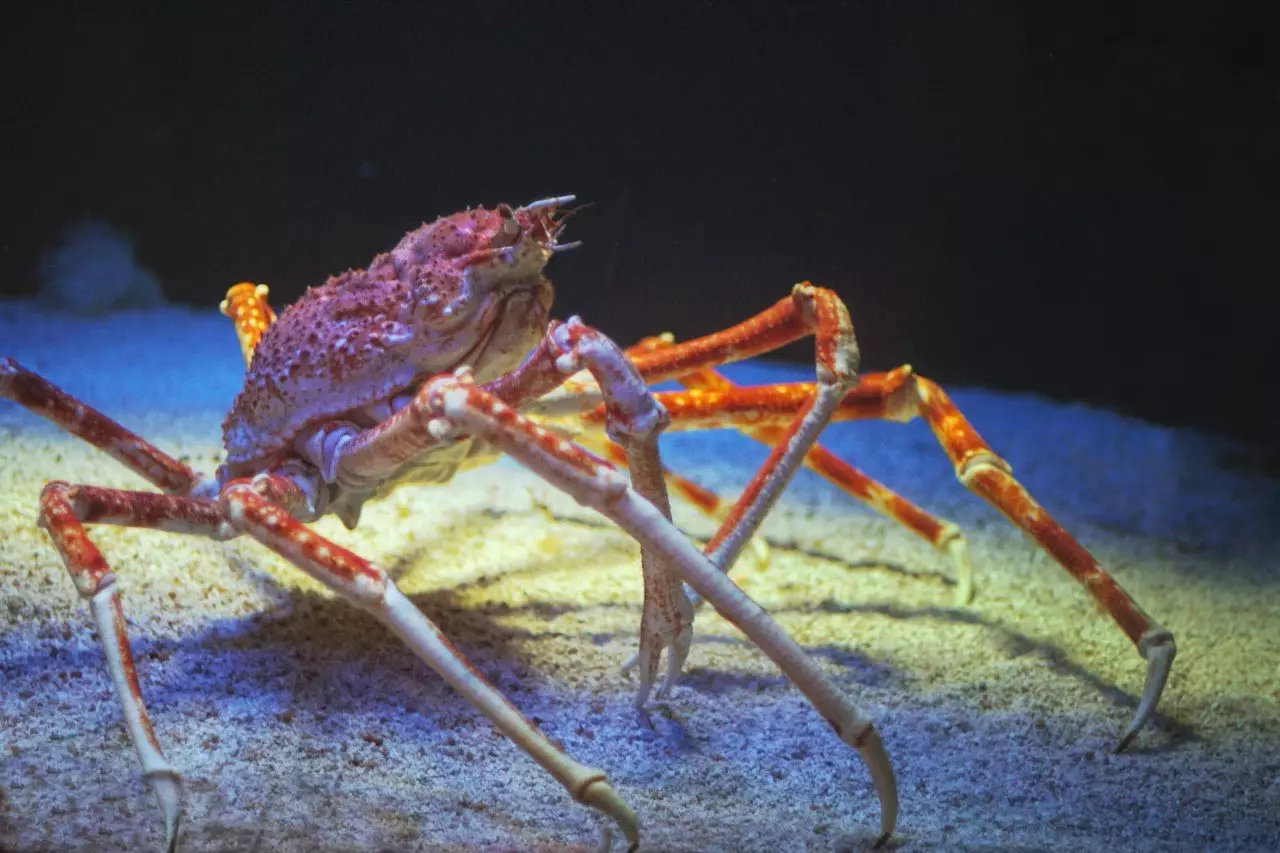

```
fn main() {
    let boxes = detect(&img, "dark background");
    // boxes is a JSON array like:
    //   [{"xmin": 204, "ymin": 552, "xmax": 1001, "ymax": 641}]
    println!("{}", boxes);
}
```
[{"xmin": 2, "ymin": 2, "xmax": 1277, "ymax": 442}]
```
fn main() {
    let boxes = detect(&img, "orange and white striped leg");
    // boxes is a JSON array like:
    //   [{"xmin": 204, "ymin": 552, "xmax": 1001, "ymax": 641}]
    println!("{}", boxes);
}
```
[
  {"xmin": 621, "ymin": 365, "xmax": 1174, "ymax": 750},
  {"xmin": 546, "ymin": 285, "xmax": 862, "ymax": 580},
  {"xmin": 37, "ymin": 483, "xmax": 239, "ymax": 852},
  {"xmin": 609, "ymin": 294, "xmax": 864, "ymax": 691},
  {"xmin": 902, "ymin": 372, "xmax": 1176, "ymax": 751},
  {"xmin": 626, "ymin": 335, "xmax": 973, "ymax": 604},
  {"xmin": 422, "ymin": 369, "xmax": 899, "ymax": 847},
  {"xmin": 217, "ymin": 481, "xmax": 640, "ymax": 851},
  {"xmin": 816, "ymin": 367, "xmax": 1172, "ymax": 749},
  {"xmin": 219, "ymin": 282, "xmax": 276, "ymax": 366}
]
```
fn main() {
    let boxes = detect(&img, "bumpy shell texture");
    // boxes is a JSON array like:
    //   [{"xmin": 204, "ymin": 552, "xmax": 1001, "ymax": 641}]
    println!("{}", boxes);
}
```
[{"xmin": 220, "ymin": 199, "xmax": 568, "ymax": 475}]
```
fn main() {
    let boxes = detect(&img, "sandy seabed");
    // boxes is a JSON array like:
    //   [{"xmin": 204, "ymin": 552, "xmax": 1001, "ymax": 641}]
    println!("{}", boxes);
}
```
[{"xmin": 1, "ymin": 301, "xmax": 1277, "ymax": 852}]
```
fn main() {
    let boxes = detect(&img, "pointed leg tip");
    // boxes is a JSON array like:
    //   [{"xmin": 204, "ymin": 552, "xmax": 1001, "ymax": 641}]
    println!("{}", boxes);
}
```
[
  {"xmin": 853, "ymin": 725, "xmax": 899, "ymax": 850},
  {"xmin": 872, "ymin": 830, "xmax": 892, "ymax": 849},
  {"xmin": 1116, "ymin": 631, "xmax": 1176, "ymax": 753},
  {"xmin": 1113, "ymin": 729, "xmax": 1137, "ymax": 754},
  {"xmin": 164, "ymin": 807, "xmax": 182, "ymax": 853},
  {"xmin": 146, "ymin": 767, "xmax": 183, "ymax": 853},
  {"xmin": 632, "ymin": 680, "xmax": 654, "ymax": 709},
  {"xmin": 628, "ymin": 641, "xmax": 664, "ymax": 708},
  {"xmin": 654, "ymin": 630, "xmax": 690, "ymax": 701},
  {"xmin": 580, "ymin": 779, "xmax": 640, "ymax": 853}
]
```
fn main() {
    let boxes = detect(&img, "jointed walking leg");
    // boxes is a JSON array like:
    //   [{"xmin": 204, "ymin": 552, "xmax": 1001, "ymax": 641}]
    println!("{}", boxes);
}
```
[
  {"xmin": 621, "ymin": 334, "xmax": 975, "ymax": 604},
  {"xmin": 218, "ymin": 480, "xmax": 640, "ymax": 848},
  {"xmin": 290, "ymin": 305, "xmax": 897, "ymax": 843},
  {"xmin": 899, "ymin": 370, "xmax": 1175, "ymax": 750},
  {"xmin": 34, "ymin": 472, "xmax": 640, "ymax": 851},
  {"xmin": 1, "ymin": 359, "xmax": 207, "ymax": 495},
  {"xmin": 421, "ymin": 368, "xmax": 899, "ymax": 845},
  {"xmin": 37, "ymin": 483, "xmax": 238, "ymax": 852},
  {"xmin": 531, "ymin": 283, "xmax": 864, "ymax": 585},
  {"xmin": 595, "ymin": 364, "xmax": 1174, "ymax": 750}
]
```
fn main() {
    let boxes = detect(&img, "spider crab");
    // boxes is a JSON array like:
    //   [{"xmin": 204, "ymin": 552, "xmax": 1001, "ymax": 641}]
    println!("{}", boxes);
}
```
[{"xmin": 0, "ymin": 195, "xmax": 1174, "ymax": 851}]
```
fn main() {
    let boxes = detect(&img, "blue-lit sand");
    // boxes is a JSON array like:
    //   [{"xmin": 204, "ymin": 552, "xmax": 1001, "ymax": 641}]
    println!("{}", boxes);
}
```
[{"xmin": 1, "ymin": 300, "xmax": 1277, "ymax": 851}]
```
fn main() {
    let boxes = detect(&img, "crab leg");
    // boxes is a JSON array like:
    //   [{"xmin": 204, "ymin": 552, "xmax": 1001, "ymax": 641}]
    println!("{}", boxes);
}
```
[
  {"xmin": 624, "ymin": 335, "xmax": 974, "ymax": 604},
  {"xmin": 422, "ymin": 369, "xmax": 899, "ymax": 846},
  {"xmin": 36, "ymin": 482, "xmax": 239, "ymax": 852},
  {"xmin": 624, "ymin": 282, "xmax": 854, "ymax": 384},
  {"xmin": 536, "ymin": 288, "xmax": 891, "ymax": 688},
  {"xmin": 219, "ymin": 282, "xmax": 277, "ymax": 366},
  {"xmin": 217, "ymin": 480, "xmax": 640, "ymax": 850},
  {"xmin": 890, "ymin": 369, "xmax": 1176, "ymax": 751},
  {"xmin": 554, "ymin": 320, "xmax": 696, "ymax": 705},
  {"xmin": 1, "ymin": 359, "xmax": 205, "ymax": 495},
  {"xmin": 36, "ymin": 473, "xmax": 640, "ymax": 851},
  {"xmin": 531, "ymin": 283, "xmax": 861, "ymax": 580},
  {"xmin": 593, "ymin": 364, "xmax": 1173, "ymax": 750}
]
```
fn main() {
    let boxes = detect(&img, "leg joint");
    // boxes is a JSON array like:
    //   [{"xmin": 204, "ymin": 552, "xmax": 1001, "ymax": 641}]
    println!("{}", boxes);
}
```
[
  {"xmin": 1138, "ymin": 628, "xmax": 1176, "ymax": 659},
  {"xmin": 956, "ymin": 451, "xmax": 1013, "ymax": 484}
]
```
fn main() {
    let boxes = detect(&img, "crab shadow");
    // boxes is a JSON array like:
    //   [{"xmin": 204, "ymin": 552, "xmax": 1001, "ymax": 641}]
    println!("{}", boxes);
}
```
[{"xmin": 3, "ymin": 506, "xmax": 1194, "ymax": 750}]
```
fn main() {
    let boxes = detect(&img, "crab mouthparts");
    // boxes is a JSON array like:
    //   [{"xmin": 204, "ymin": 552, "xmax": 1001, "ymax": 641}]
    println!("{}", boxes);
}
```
[
  {"xmin": 519, "ymin": 194, "xmax": 586, "ymax": 253},
  {"xmin": 456, "ymin": 280, "xmax": 550, "ymax": 377}
]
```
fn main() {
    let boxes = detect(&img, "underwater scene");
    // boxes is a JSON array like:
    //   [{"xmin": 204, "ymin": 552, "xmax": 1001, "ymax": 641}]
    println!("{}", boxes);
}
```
[{"xmin": 2, "ymin": 4, "xmax": 1277, "ymax": 853}]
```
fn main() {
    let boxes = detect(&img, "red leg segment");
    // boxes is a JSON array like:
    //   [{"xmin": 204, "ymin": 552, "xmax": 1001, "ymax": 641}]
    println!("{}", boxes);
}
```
[
  {"xmin": 1, "ymin": 358, "xmax": 205, "ymax": 495},
  {"xmin": 578, "ymin": 363, "xmax": 1172, "ymax": 749},
  {"xmin": 624, "ymin": 336, "xmax": 975, "ymax": 603},
  {"xmin": 625, "ymin": 282, "xmax": 857, "ymax": 384},
  {"xmin": 36, "ymin": 472, "xmax": 641, "ymax": 851},
  {"xmin": 907, "ymin": 375, "xmax": 1175, "ymax": 750},
  {"xmin": 37, "ymin": 483, "xmax": 237, "ymax": 852}
]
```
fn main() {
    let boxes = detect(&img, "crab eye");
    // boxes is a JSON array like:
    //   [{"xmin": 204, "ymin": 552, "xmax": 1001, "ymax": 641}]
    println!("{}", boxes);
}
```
[{"xmin": 496, "ymin": 203, "xmax": 520, "ymax": 238}]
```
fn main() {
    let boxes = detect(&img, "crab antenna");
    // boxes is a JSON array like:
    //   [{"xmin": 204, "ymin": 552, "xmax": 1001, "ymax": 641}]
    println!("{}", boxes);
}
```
[
  {"xmin": 563, "ymin": 200, "xmax": 596, "ymax": 216},
  {"xmin": 554, "ymin": 200, "xmax": 595, "ymax": 226}
]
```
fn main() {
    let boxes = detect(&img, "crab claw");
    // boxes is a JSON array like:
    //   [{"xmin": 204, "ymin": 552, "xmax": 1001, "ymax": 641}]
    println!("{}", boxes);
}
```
[{"xmin": 1116, "ymin": 628, "xmax": 1176, "ymax": 752}]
